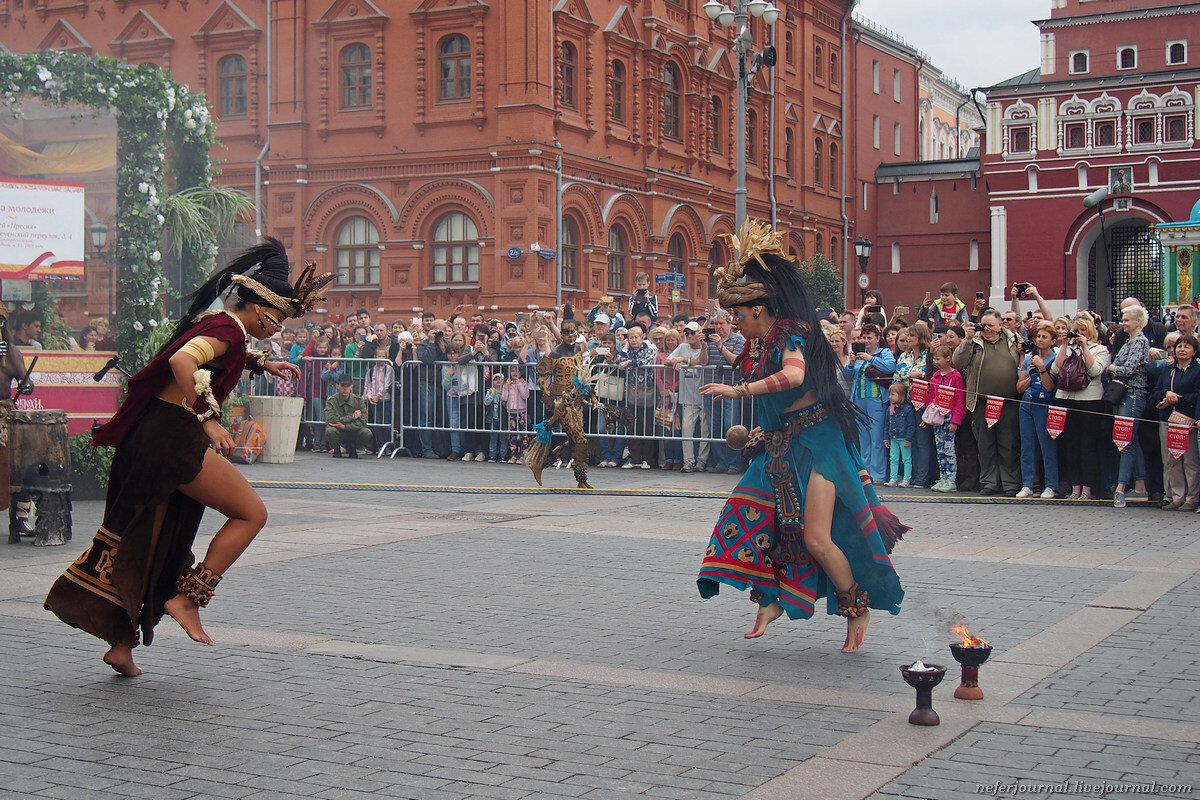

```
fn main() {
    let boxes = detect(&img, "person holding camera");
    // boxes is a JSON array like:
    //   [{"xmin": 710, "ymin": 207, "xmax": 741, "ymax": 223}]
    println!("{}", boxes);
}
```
[
  {"xmin": 952, "ymin": 310, "xmax": 1023, "ymax": 496},
  {"xmin": 1049, "ymin": 316, "xmax": 1111, "ymax": 500},
  {"xmin": 1015, "ymin": 322, "xmax": 1060, "ymax": 498},
  {"xmin": 413, "ymin": 322, "xmax": 448, "ymax": 458},
  {"xmin": 1108, "ymin": 305, "xmax": 1152, "ymax": 507},
  {"xmin": 843, "ymin": 323, "xmax": 895, "ymax": 483}
]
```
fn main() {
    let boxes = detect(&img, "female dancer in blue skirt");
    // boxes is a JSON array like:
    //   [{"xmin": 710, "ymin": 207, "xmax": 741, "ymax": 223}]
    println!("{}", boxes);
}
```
[{"xmin": 697, "ymin": 220, "xmax": 905, "ymax": 652}]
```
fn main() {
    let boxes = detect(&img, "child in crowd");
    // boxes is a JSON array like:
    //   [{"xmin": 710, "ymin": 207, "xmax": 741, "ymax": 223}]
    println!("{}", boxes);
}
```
[
  {"xmin": 924, "ymin": 344, "xmax": 967, "ymax": 492},
  {"xmin": 483, "ymin": 372, "xmax": 508, "ymax": 463},
  {"xmin": 884, "ymin": 382, "xmax": 915, "ymax": 487},
  {"xmin": 629, "ymin": 271, "xmax": 658, "ymax": 322},
  {"xmin": 502, "ymin": 364, "xmax": 530, "ymax": 463}
]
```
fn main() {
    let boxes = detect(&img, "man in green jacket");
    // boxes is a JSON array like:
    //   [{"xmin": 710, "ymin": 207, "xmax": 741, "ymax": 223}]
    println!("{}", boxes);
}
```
[{"xmin": 324, "ymin": 375, "xmax": 372, "ymax": 458}]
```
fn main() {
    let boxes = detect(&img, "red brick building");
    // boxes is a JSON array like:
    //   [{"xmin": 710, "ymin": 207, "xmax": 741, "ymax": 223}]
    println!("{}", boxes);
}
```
[
  {"xmin": 0, "ymin": 0, "xmax": 871, "ymax": 324},
  {"xmin": 981, "ymin": 0, "xmax": 1200, "ymax": 318}
]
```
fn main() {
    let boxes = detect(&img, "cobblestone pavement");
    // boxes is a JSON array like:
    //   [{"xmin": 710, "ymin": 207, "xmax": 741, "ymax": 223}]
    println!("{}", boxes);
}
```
[{"xmin": 2, "ymin": 453, "xmax": 1198, "ymax": 800}]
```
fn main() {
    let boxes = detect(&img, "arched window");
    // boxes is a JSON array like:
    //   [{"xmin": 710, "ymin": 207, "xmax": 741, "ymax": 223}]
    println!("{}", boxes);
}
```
[
  {"xmin": 559, "ymin": 42, "xmax": 577, "ymax": 108},
  {"xmin": 439, "ymin": 35, "xmax": 471, "ymax": 100},
  {"xmin": 830, "ymin": 237, "xmax": 838, "ymax": 265},
  {"xmin": 784, "ymin": 128, "xmax": 794, "ymax": 176},
  {"xmin": 815, "ymin": 44, "xmax": 823, "ymax": 78},
  {"xmin": 830, "ymin": 51, "xmax": 839, "ymax": 85},
  {"xmin": 341, "ymin": 44, "xmax": 371, "ymax": 108},
  {"xmin": 746, "ymin": 109, "xmax": 758, "ymax": 163},
  {"xmin": 709, "ymin": 96, "xmax": 722, "ymax": 153},
  {"xmin": 1168, "ymin": 42, "xmax": 1186, "ymax": 65},
  {"xmin": 1071, "ymin": 51, "xmax": 1088, "ymax": 73},
  {"xmin": 815, "ymin": 233, "xmax": 823, "ymax": 255},
  {"xmin": 218, "ymin": 55, "xmax": 247, "ymax": 117},
  {"xmin": 561, "ymin": 215, "xmax": 581, "ymax": 288},
  {"xmin": 431, "ymin": 212, "xmax": 479, "ymax": 284},
  {"xmin": 668, "ymin": 232, "xmax": 686, "ymax": 274},
  {"xmin": 607, "ymin": 225, "xmax": 628, "ymax": 292},
  {"xmin": 708, "ymin": 239, "xmax": 725, "ymax": 298},
  {"xmin": 829, "ymin": 142, "xmax": 838, "ymax": 192},
  {"xmin": 335, "ymin": 216, "xmax": 380, "ymax": 286},
  {"xmin": 814, "ymin": 136, "xmax": 823, "ymax": 186},
  {"xmin": 784, "ymin": 31, "xmax": 794, "ymax": 64},
  {"xmin": 662, "ymin": 62, "xmax": 682, "ymax": 141},
  {"xmin": 610, "ymin": 60, "xmax": 626, "ymax": 124},
  {"xmin": 1119, "ymin": 47, "xmax": 1136, "ymax": 70}
]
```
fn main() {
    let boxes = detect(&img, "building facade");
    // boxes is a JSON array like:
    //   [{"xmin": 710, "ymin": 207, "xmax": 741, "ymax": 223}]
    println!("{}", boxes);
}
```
[
  {"xmin": 0, "ymin": 0, "xmax": 871, "ymax": 324},
  {"xmin": 981, "ymin": 0, "xmax": 1200, "ymax": 318}
]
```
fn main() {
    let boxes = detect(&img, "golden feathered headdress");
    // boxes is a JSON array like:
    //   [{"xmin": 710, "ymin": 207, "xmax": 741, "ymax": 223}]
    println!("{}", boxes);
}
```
[
  {"xmin": 231, "ymin": 260, "xmax": 334, "ymax": 319},
  {"xmin": 712, "ymin": 218, "xmax": 793, "ymax": 307}
]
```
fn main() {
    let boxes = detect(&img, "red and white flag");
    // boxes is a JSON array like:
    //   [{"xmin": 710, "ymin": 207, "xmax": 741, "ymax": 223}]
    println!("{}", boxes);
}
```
[
  {"xmin": 1111, "ymin": 416, "xmax": 1135, "ymax": 452},
  {"xmin": 910, "ymin": 378, "xmax": 929, "ymax": 410},
  {"xmin": 935, "ymin": 383, "xmax": 956, "ymax": 414},
  {"xmin": 984, "ymin": 395, "xmax": 1005, "ymax": 428},
  {"xmin": 1167, "ymin": 423, "xmax": 1192, "ymax": 459},
  {"xmin": 1046, "ymin": 406, "xmax": 1067, "ymax": 439}
]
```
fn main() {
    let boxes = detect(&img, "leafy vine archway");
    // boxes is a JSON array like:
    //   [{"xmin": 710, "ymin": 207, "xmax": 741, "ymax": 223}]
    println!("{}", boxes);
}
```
[{"xmin": 0, "ymin": 50, "xmax": 217, "ymax": 365}]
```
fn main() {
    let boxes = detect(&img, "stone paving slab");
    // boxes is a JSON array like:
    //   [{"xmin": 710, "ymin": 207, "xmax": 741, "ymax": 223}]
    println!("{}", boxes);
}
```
[{"xmin": 3, "ymin": 456, "xmax": 1199, "ymax": 800}]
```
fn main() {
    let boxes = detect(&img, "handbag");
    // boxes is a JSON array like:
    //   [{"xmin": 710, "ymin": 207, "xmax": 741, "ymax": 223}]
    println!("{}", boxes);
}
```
[
  {"xmin": 1165, "ymin": 372, "xmax": 1196, "ymax": 427},
  {"xmin": 1101, "ymin": 377, "xmax": 1128, "ymax": 408},
  {"xmin": 654, "ymin": 394, "xmax": 680, "ymax": 430},
  {"xmin": 274, "ymin": 375, "xmax": 296, "ymax": 397},
  {"xmin": 1055, "ymin": 347, "xmax": 1090, "ymax": 392},
  {"xmin": 595, "ymin": 368, "xmax": 625, "ymax": 402},
  {"xmin": 921, "ymin": 402, "xmax": 946, "ymax": 427},
  {"xmin": 864, "ymin": 362, "xmax": 894, "ymax": 390}
]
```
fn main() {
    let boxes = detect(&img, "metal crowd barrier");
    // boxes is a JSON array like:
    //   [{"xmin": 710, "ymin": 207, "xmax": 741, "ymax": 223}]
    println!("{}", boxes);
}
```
[
  {"xmin": 245, "ymin": 355, "xmax": 397, "ymax": 455},
  {"xmin": 239, "ymin": 354, "xmax": 756, "ymax": 460}
]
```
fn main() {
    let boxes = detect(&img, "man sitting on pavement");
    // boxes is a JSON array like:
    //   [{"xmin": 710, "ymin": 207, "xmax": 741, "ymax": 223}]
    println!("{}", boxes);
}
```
[{"xmin": 325, "ymin": 375, "xmax": 373, "ymax": 458}]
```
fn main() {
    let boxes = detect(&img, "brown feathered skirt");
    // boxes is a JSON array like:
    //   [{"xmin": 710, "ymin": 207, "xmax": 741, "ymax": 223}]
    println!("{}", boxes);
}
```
[{"xmin": 45, "ymin": 400, "xmax": 209, "ymax": 647}]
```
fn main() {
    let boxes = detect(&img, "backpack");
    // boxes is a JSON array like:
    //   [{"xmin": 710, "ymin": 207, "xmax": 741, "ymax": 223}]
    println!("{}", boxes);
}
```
[
  {"xmin": 231, "ymin": 417, "xmax": 265, "ymax": 464},
  {"xmin": 1056, "ymin": 348, "xmax": 1090, "ymax": 392}
]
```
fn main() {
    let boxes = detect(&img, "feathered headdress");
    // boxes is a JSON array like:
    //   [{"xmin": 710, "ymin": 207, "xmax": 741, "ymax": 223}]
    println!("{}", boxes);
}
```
[{"xmin": 712, "ymin": 218, "xmax": 794, "ymax": 308}]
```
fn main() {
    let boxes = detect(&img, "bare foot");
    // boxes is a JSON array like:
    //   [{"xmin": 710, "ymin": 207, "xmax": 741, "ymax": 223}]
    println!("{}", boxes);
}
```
[
  {"xmin": 744, "ymin": 601, "xmax": 783, "ymax": 639},
  {"xmin": 164, "ymin": 593, "xmax": 215, "ymax": 645},
  {"xmin": 842, "ymin": 609, "xmax": 870, "ymax": 653},
  {"xmin": 102, "ymin": 644, "xmax": 142, "ymax": 677}
]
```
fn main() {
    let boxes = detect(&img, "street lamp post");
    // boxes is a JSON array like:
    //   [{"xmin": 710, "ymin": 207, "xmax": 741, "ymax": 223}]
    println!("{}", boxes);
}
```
[
  {"xmin": 704, "ymin": 0, "xmax": 780, "ymax": 231},
  {"xmin": 853, "ymin": 235, "xmax": 873, "ymax": 307},
  {"xmin": 90, "ymin": 221, "xmax": 115, "ymax": 320}
]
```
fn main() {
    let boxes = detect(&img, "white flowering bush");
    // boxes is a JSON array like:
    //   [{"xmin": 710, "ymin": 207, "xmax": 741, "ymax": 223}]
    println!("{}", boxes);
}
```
[{"xmin": 0, "ymin": 51, "xmax": 219, "ymax": 367}]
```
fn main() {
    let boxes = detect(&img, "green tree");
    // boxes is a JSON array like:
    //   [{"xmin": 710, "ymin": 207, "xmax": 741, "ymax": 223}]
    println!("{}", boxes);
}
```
[{"xmin": 796, "ymin": 252, "xmax": 845, "ymax": 313}]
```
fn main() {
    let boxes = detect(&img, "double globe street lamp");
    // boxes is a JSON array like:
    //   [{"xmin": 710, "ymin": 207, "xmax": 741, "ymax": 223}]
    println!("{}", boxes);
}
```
[{"xmin": 703, "ymin": 0, "xmax": 781, "ymax": 230}]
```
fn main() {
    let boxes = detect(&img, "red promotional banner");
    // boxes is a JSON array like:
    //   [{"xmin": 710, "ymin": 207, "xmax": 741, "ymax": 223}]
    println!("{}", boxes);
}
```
[
  {"xmin": 1046, "ymin": 406, "xmax": 1067, "ymax": 439},
  {"xmin": 1112, "ymin": 416, "xmax": 1135, "ymax": 452},
  {"xmin": 18, "ymin": 350, "xmax": 120, "ymax": 433},
  {"xmin": 984, "ymin": 395, "xmax": 1005, "ymax": 428},
  {"xmin": 1167, "ymin": 423, "xmax": 1192, "ymax": 459},
  {"xmin": 910, "ymin": 378, "xmax": 929, "ymax": 409},
  {"xmin": 935, "ymin": 383, "xmax": 956, "ymax": 414}
]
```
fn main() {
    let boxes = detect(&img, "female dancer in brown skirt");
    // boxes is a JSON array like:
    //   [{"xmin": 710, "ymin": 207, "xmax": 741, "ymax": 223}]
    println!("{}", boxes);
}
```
[{"xmin": 45, "ymin": 238, "xmax": 330, "ymax": 675}]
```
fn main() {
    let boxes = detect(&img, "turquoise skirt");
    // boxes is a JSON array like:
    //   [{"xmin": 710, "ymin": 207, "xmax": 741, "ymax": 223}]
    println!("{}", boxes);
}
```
[{"xmin": 697, "ymin": 406, "xmax": 904, "ymax": 619}]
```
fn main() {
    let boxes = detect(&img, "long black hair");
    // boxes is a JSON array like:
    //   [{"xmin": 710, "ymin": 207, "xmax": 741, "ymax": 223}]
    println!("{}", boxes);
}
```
[
  {"xmin": 156, "ymin": 237, "xmax": 293, "ymax": 358},
  {"xmin": 739, "ymin": 252, "xmax": 864, "ymax": 445}
]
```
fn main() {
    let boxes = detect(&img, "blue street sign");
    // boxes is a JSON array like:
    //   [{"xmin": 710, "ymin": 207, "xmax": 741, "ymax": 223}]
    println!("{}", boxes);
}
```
[
  {"xmin": 537, "ymin": 248, "xmax": 556, "ymax": 259},
  {"xmin": 654, "ymin": 273, "xmax": 675, "ymax": 283},
  {"xmin": 673, "ymin": 274, "xmax": 686, "ymax": 289},
  {"xmin": 507, "ymin": 246, "xmax": 522, "ymax": 259}
]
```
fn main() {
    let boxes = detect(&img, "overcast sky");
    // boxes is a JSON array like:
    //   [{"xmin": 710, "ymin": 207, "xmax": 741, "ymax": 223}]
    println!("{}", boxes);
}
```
[{"xmin": 853, "ymin": 0, "xmax": 1049, "ymax": 90}]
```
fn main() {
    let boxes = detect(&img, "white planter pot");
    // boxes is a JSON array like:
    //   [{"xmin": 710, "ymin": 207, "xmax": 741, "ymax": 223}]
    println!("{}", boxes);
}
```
[{"xmin": 246, "ymin": 396, "xmax": 304, "ymax": 463}]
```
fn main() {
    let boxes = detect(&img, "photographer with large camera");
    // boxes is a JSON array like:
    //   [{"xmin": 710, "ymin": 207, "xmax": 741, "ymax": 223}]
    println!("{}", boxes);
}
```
[
  {"xmin": 952, "ymin": 310, "xmax": 1023, "ymax": 496},
  {"xmin": 1015, "ymin": 322, "xmax": 1060, "ymax": 499},
  {"xmin": 1049, "ymin": 316, "xmax": 1111, "ymax": 500}
]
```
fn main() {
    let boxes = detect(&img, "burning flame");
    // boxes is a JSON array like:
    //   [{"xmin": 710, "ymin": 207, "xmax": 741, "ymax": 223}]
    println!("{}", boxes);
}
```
[{"xmin": 951, "ymin": 623, "xmax": 989, "ymax": 647}]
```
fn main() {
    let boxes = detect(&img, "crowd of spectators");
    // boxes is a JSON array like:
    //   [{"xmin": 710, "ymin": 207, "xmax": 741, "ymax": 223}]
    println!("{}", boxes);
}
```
[
  {"xmin": 829, "ymin": 281, "xmax": 1200, "ymax": 510},
  {"xmin": 263, "ymin": 271, "xmax": 751, "ymax": 474}
]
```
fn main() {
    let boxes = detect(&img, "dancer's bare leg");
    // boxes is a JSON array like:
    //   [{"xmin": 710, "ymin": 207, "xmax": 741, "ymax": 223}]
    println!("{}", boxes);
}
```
[
  {"xmin": 163, "ymin": 450, "xmax": 267, "ymax": 645},
  {"xmin": 803, "ymin": 468, "xmax": 869, "ymax": 653},
  {"xmin": 744, "ymin": 600, "xmax": 783, "ymax": 638},
  {"xmin": 102, "ymin": 503, "xmax": 169, "ymax": 676}
]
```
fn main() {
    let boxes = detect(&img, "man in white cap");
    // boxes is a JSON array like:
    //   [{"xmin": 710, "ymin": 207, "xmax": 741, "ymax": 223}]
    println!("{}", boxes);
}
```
[{"xmin": 587, "ymin": 313, "xmax": 611, "ymax": 357}]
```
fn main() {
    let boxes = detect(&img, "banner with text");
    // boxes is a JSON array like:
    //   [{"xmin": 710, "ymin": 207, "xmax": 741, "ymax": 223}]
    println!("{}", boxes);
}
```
[{"xmin": 0, "ymin": 177, "xmax": 85, "ymax": 281}]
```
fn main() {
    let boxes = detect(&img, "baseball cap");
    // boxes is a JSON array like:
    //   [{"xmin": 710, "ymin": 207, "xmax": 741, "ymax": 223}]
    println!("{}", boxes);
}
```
[
  {"xmin": 594, "ymin": 313, "xmax": 611, "ymax": 325},
  {"xmin": 684, "ymin": 321, "xmax": 702, "ymax": 333}
]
